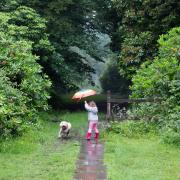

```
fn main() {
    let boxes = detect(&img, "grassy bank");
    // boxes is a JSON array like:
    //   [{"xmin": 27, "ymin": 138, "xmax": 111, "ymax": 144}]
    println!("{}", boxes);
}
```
[
  {"xmin": 0, "ymin": 111, "xmax": 87, "ymax": 180},
  {"xmin": 103, "ymin": 133, "xmax": 180, "ymax": 180}
]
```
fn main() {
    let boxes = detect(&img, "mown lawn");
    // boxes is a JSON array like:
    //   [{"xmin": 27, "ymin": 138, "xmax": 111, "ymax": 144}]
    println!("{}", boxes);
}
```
[
  {"xmin": 103, "ymin": 133, "xmax": 180, "ymax": 180},
  {"xmin": 0, "ymin": 111, "xmax": 87, "ymax": 180}
]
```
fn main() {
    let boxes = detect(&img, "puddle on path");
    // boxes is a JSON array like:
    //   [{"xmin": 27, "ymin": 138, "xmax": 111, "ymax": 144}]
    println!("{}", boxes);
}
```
[{"xmin": 74, "ymin": 139, "xmax": 107, "ymax": 180}]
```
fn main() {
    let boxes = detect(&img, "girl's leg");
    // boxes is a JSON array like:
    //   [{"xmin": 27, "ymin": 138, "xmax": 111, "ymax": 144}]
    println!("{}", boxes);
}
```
[
  {"xmin": 86, "ymin": 121, "xmax": 93, "ymax": 140},
  {"xmin": 92, "ymin": 123, "xmax": 99, "ymax": 139},
  {"xmin": 88, "ymin": 121, "xmax": 94, "ymax": 133}
]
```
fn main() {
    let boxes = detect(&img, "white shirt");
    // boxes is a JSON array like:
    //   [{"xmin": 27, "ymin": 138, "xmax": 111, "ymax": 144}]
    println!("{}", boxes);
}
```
[{"xmin": 85, "ymin": 103, "xmax": 98, "ymax": 121}]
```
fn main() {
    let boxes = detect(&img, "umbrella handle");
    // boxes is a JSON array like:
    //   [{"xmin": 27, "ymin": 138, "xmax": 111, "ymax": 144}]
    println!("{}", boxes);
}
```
[{"xmin": 77, "ymin": 98, "xmax": 81, "ymax": 102}]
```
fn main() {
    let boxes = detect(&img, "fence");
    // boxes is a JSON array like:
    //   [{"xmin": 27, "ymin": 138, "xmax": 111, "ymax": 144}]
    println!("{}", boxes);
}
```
[{"xmin": 106, "ymin": 90, "xmax": 162, "ymax": 121}]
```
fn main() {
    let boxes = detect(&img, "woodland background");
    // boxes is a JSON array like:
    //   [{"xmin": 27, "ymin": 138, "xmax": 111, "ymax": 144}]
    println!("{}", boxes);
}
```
[{"xmin": 0, "ymin": 0, "xmax": 179, "ymax": 145}]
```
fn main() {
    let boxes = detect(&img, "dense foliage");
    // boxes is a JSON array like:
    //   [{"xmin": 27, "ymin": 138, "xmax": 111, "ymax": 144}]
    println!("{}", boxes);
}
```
[
  {"xmin": 0, "ymin": 10, "xmax": 51, "ymax": 137},
  {"xmin": 0, "ymin": 0, "xmax": 112, "ymax": 137},
  {"xmin": 0, "ymin": 0, "xmax": 179, "ymax": 144},
  {"xmin": 111, "ymin": 0, "xmax": 180, "ymax": 79},
  {"xmin": 0, "ymin": 0, "xmax": 112, "ymax": 106},
  {"xmin": 130, "ymin": 27, "xmax": 180, "ymax": 145}
]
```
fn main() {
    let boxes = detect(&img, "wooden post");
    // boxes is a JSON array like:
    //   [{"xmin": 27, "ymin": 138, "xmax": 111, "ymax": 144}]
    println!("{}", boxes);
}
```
[{"xmin": 106, "ymin": 90, "xmax": 111, "ymax": 121}]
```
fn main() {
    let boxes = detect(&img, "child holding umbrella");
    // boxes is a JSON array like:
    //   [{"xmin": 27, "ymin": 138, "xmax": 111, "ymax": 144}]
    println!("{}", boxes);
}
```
[{"xmin": 84, "ymin": 100, "xmax": 99, "ymax": 140}]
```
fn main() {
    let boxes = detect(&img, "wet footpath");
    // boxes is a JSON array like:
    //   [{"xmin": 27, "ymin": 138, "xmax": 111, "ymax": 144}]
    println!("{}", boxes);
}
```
[{"xmin": 74, "ymin": 139, "xmax": 107, "ymax": 180}]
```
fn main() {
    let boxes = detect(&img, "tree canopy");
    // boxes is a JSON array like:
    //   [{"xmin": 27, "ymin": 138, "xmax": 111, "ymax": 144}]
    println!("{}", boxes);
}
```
[
  {"xmin": 0, "ymin": 0, "xmax": 179, "ymax": 140},
  {"xmin": 111, "ymin": 0, "xmax": 180, "ymax": 79}
]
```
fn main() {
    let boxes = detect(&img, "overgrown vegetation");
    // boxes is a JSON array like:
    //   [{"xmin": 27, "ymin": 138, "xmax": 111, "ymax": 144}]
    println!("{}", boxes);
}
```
[
  {"xmin": 105, "ymin": 27, "xmax": 180, "ymax": 147},
  {"xmin": 0, "ymin": 0, "xmax": 179, "ymax": 149},
  {"xmin": 129, "ymin": 27, "xmax": 180, "ymax": 146},
  {"xmin": 0, "ymin": 0, "xmax": 111, "ymax": 137},
  {"xmin": 106, "ymin": 120, "xmax": 158, "ymax": 138},
  {"xmin": 0, "ymin": 25, "xmax": 51, "ymax": 137}
]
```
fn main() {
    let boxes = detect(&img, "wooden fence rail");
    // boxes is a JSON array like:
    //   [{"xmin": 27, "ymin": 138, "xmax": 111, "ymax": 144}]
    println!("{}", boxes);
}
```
[{"xmin": 106, "ymin": 90, "xmax": 162, "ymax": 121}]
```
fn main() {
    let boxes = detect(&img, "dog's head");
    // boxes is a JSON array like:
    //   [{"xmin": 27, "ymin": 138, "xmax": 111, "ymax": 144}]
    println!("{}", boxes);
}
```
[
  {"xmin": 62, "ymin": 125, "xmax": 67, "ymax": 131},
  {"xmin": 60, "ymin": 121, "xmax": 71, "ymax": 130}
]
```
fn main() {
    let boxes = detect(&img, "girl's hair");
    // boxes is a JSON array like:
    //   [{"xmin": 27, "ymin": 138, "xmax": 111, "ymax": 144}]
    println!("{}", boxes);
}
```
[{"xmin": 88, "ymin": 101, "xmax": 97, "ymax": 107}]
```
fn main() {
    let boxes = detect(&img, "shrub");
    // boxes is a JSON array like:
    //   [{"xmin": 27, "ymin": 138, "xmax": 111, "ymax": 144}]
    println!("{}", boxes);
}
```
[
  {"xmin": 0, "ymin": 70, "xmax": 28, "ymax": 137},
  {"xmin": 0, "ymin": 32, "xmax": 51, "ymax": 138},
  {"xmin": 130, "ymin": 27, "xmax": 180, "ymax": 145},
  {"xmin": 161, "ymin": 128, "xmax": 180, "ymax": 146},
  {"xmin": 107, "ymin": 120, "xmax": 157, "ymax": 138}
]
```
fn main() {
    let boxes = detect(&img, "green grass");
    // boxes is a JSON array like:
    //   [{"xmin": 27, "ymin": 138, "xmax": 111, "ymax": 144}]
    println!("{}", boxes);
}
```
[
  {"xmin": 2, "ymin": 111, "xmax": 179, "ymax": 180},
  {"xmin": 0, "ymin": 111, "xmax": 87, "ymax": 180},
  {"xmin": 103, "ymin": 133, "xmax": 180, "ymax": 180}
]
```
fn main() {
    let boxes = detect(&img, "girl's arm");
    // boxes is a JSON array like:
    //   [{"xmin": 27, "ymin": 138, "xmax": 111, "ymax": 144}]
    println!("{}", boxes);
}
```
[{"xmin": 84, "ymin": 102, "xmax": 98, "ymax": 113}]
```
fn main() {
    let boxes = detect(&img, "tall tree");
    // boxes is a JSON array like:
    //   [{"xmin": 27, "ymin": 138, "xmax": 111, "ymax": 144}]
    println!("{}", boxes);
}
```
[
  {"xmin": 0, "ymin": 0, "xmax": 116, "ymax": 95},
  {"xmin": 18, "ymin": 0, "xmax": 115, "ymax": 101},
  {"xmin": 112, "ymin": 0, "xmax": 180, "ymax": 79}
]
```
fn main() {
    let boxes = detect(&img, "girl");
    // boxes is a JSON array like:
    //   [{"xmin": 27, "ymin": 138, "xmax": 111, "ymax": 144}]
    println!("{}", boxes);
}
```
[{"xmin": 84, "ymin": 100, "xmax": 99, "ymax": 140}]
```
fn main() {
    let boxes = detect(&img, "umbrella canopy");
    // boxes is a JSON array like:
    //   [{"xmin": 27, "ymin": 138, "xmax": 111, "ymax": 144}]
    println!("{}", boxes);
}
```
[{"xmin": 72, "ymin": 89, "xmax": 96, "ymax": 100}]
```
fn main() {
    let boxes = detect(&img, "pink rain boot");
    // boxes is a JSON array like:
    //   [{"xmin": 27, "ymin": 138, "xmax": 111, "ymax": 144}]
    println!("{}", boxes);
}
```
[
  {"xmin": 86, "ymin": 132, "xmax": 91, "ymax": 140},
  {"xmin": 95, "ymin": 132, "xmax": 99, "ymax": 140}
]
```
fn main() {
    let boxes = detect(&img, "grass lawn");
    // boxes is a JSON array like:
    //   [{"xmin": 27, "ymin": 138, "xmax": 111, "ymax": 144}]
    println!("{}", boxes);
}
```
[
  {"xmin": 103, "ymin": 133, "xmax": 180, "ymax": 180},
  {"xmin": 1, "ymin": 111, "xmax": 179, "ymax": 180},
  {"xmin": 0, "ymin": 111, "xmax": 87, "ymax": 180}
]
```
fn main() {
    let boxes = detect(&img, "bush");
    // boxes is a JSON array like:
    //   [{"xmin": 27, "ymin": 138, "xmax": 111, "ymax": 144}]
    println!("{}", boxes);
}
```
[
  {"xmin": 107, "ymin": 120, "xmax": 157, "ymax": 138},
  {"xmin": 130, "ymin": 27, "xmax": 180, "ymax": 145},
  {"xmin": 161, "ymin": 128, "xmax": 180, "ymax": 146},
  {"xmin": 0, "ymin": 31, "xmax": 51, "ymax": 138},
  {"xmin": 0, "ymin": 70, "xmax": 28, "ymax": 137}
]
